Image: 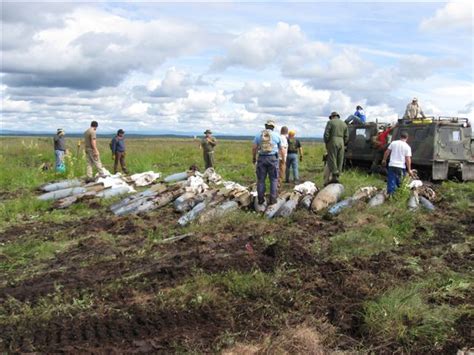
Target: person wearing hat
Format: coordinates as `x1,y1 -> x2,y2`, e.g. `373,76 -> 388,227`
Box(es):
201,129 -> 217,170
110,129 -> 128,174
323,112 -> 349,184
403,97 -> 426,120
53,128 -> 67,172
345,105 -> 366,125
84,121 -> 107,180
252,120 -> 283,205
285,129 -> 303,183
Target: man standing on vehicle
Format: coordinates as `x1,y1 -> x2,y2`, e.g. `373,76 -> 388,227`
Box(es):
201,129 -> 217,170
382,131 -> 414,195
84,121 -> 106,181
53,128 -> 67,172
252,120 -> 282,205
111,129 -> 129,175
324,112 -> 349,184
403,97 -> 426,120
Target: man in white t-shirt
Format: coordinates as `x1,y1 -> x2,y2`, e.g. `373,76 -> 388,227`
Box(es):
279,126 -> 289,187
381,131 -> 414,195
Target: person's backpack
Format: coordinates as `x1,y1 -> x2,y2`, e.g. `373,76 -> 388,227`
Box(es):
260,129 -> 274,153
288,138 -> 298,152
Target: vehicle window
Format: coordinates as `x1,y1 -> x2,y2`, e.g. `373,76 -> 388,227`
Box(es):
452,130 -> 461,141
356,128 -> 370,139
439,128 -> 462,142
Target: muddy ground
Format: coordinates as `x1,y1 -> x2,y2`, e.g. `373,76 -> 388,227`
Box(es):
0,196 -> 472,354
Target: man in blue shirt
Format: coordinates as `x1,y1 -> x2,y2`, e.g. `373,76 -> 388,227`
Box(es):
252,120 -> 282,205
111,129 -> 129,174
345,105 -> 367,125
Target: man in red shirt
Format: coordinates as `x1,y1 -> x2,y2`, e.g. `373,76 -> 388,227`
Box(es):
371,125 -> 392,174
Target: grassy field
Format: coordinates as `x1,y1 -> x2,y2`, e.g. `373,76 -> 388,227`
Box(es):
0,136 -> 473,353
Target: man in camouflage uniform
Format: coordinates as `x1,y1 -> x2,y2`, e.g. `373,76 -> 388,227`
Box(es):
201,129 -> 217,169
323,112 -> 348,184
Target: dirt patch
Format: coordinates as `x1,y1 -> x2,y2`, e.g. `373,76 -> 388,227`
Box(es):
1,198 -> 472,353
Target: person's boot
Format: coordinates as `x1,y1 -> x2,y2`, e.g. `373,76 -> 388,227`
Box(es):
330,174 -> 340,184
269,197 -> 278,205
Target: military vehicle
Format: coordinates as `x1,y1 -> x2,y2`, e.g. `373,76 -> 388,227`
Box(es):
345,116 -> 474,181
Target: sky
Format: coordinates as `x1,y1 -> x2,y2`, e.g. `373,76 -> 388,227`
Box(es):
1,1 -> 473,137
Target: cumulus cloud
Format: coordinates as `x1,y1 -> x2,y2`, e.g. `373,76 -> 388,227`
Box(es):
1,6 -> 207,90
420,1 -> 473,31
211,22 -> 305,71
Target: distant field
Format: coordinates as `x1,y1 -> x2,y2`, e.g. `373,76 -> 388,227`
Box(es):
0,136 -> 473,353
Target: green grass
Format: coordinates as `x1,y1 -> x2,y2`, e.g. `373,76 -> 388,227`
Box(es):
0,239 -> 74,271
363,272 -> 473,351
157,269 -> 275,310
0,286 -> 95,329
329,202 -> 418,259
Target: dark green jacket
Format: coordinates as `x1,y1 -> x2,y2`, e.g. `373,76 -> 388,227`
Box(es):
324,118 -> 349,145
201,137 -> 217,153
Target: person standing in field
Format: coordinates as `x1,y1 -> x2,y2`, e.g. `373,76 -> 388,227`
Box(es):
278,126 -> 289,187
323,111 -> 348,184
252,120 -> 282,205
201,129 -> 217,170
53,128 -> 67,172
84,121 -> 106,181
111,129 -> 129,175
285,130 -> 303,183
382,131 -> 414,195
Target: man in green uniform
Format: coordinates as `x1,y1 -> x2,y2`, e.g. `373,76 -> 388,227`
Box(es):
323,112 -> 348,184
201,129 -> 217,169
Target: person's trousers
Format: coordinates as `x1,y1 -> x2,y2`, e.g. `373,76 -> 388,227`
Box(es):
345,115 -> 362,125
326,140 -> 345,176
278,150 -> 287,185
86,149 -> 105,178
371,150 -> 385,174
285,153 -> 299,181
387,166 -> 406,195
114,151 -> 128,174
203,151 -> 214,169
256,154 -> 279,203
55,150 -> 65,170
323,163 -> 333,186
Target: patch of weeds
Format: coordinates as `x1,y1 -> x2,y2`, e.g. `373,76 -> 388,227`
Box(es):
262,235 -> 278,247
362,273 -> 472,351
0,286 -> 94,329
0,239 -> 74,271
156,273 -> 222,310
219,270 -> 274,299
0,196 -> 51,228
438,181 -> 474,212
330,225 -> 394,259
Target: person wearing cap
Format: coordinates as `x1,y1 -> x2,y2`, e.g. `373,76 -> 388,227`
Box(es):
201,129 -> 217,170
84,120 -> 106,181
252,120 -> 283,205
111,129 -> 128,174
53,128 -> 67,172
345,105 -> 366,125
285,130 -> 303,183
323,112 -> 349,184
403,97 -> 426,120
